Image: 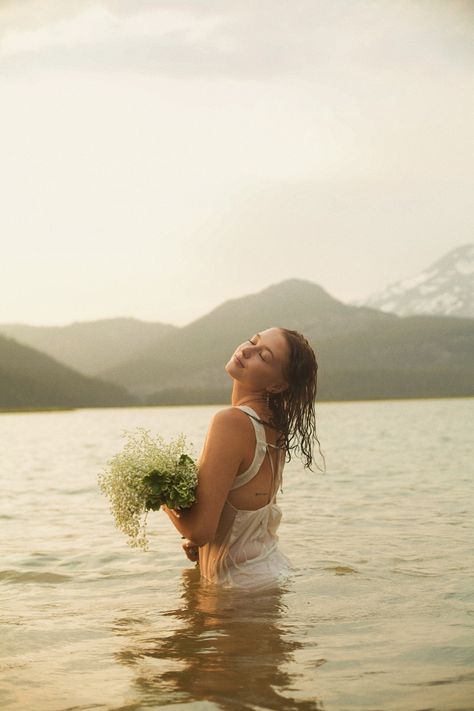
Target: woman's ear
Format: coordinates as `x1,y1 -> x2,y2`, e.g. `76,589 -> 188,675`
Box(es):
268,380 -> 288,395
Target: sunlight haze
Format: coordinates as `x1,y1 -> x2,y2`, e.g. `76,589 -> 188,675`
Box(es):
1,0 -> 472,326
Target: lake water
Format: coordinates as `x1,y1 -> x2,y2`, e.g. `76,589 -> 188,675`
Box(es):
1,398 -> 473,711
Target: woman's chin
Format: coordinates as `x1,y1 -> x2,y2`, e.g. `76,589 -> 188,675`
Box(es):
225,361 -> 241,379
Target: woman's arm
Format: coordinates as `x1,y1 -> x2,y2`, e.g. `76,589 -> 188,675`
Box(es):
162,408 -> 247,546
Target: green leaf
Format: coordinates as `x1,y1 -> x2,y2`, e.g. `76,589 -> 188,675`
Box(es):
143,469 -> 171,491
145,496 -> 162,512
177,454 -> 195,468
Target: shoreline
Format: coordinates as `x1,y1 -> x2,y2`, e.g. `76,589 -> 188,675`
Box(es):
1,393 -> 473,415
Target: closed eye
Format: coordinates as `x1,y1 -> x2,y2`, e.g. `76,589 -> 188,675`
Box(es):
248,339 -> 268,362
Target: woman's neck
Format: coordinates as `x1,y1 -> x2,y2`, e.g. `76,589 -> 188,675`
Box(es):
231,384 -> 271,419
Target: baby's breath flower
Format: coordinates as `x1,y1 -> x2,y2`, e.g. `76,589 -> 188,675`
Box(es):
98,428 -> 197,551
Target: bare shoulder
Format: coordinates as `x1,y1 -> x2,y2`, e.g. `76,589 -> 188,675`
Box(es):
200,407 -> 250,466
209,406 -> 250,435
205,408 -> 255,449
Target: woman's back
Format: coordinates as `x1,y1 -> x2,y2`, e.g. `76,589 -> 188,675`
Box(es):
198,406 -> 293,590
163,327 -> 319,588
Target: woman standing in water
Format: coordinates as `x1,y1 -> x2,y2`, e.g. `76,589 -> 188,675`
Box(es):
163,327 -> 322,590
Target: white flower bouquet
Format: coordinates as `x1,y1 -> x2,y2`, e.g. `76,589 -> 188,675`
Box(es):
98,427 -> 197,551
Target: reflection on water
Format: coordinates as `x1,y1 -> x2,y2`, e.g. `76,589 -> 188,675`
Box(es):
2,400 -> 473,709
113,567 -> 323,710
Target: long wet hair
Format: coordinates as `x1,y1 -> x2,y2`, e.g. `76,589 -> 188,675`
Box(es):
268,328 -> 325,472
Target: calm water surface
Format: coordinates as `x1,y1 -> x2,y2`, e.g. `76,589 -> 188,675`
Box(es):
1,398 -> 473,711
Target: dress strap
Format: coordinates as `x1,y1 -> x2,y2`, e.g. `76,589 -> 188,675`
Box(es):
229,406 -> 269,490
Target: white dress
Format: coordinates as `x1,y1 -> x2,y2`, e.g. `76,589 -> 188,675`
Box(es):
199,405 -> 294,591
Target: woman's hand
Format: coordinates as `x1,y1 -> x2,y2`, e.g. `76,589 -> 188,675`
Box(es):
181,538 -> 199,563
162,504 -> 181,518
161,408 -> 247,545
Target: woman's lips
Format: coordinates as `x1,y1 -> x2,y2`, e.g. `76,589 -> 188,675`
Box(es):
233,354 -> 244,367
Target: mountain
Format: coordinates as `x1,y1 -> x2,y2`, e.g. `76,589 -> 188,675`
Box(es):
95,279 -> 474,403
0,318 -> 177,376
97,279 -> 390,396
0,333 -> 137,409
316,313 -> 473,400
2,278 -> 472,408
351,243 -> 474,318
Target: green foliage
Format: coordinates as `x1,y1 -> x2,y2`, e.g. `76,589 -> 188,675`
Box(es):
143,455 -> 198,511
98,428 -> 197,551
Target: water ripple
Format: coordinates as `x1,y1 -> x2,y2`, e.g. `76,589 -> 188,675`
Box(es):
0,569 -> 72,584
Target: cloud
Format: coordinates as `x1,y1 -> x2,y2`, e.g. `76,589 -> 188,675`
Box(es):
0,0 -> 472,325
0,0 -> 472,79
0,4 -> 229,60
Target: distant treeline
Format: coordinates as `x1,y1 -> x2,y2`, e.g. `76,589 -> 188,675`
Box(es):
144,370 -> 473,406
1,279 -> 473,410
0,334 -> 135,409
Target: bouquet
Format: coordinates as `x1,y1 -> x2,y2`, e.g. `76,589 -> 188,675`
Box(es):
98,427 -> 197,551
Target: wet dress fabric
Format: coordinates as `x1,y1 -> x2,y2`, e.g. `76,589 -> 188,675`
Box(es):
198,405 -> 293,591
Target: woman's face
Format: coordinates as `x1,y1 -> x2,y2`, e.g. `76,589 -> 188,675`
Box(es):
225,327 -> 289,393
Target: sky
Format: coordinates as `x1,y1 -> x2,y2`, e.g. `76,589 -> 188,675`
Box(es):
0,0 -> 473,326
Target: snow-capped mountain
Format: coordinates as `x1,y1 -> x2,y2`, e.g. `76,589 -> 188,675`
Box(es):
352,244 -> 474,318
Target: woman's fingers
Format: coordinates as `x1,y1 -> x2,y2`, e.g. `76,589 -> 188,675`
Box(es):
182,539 -> 199,562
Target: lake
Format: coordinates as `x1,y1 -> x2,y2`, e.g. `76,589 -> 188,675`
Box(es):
1,398 -> 473,711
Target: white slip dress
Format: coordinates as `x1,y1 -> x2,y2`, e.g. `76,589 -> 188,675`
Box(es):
198,405 -> 294,591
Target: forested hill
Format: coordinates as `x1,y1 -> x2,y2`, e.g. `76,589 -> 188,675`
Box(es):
2,278 -> 473,409
0,318 -> 177,376
96,279 -> 474,403
0,333 -> 136,409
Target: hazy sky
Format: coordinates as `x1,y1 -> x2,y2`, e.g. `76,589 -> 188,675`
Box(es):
1,0 -> 472,326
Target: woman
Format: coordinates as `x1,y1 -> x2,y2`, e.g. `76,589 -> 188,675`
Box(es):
163,326 -> 322,590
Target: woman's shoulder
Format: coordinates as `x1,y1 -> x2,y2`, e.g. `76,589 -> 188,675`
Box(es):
210,406 -> 250,429
203,407 -> 254,456
206,407 -> 256,445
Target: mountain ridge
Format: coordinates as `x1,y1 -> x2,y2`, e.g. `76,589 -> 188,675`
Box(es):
97,279 -> 395,395
0,332 -> 136,409
0,317 -> 177,376
352,243 -> 474,318
1,255 -> 473,408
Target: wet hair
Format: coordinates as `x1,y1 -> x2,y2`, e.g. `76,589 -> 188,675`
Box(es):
268,328 -> 325,472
